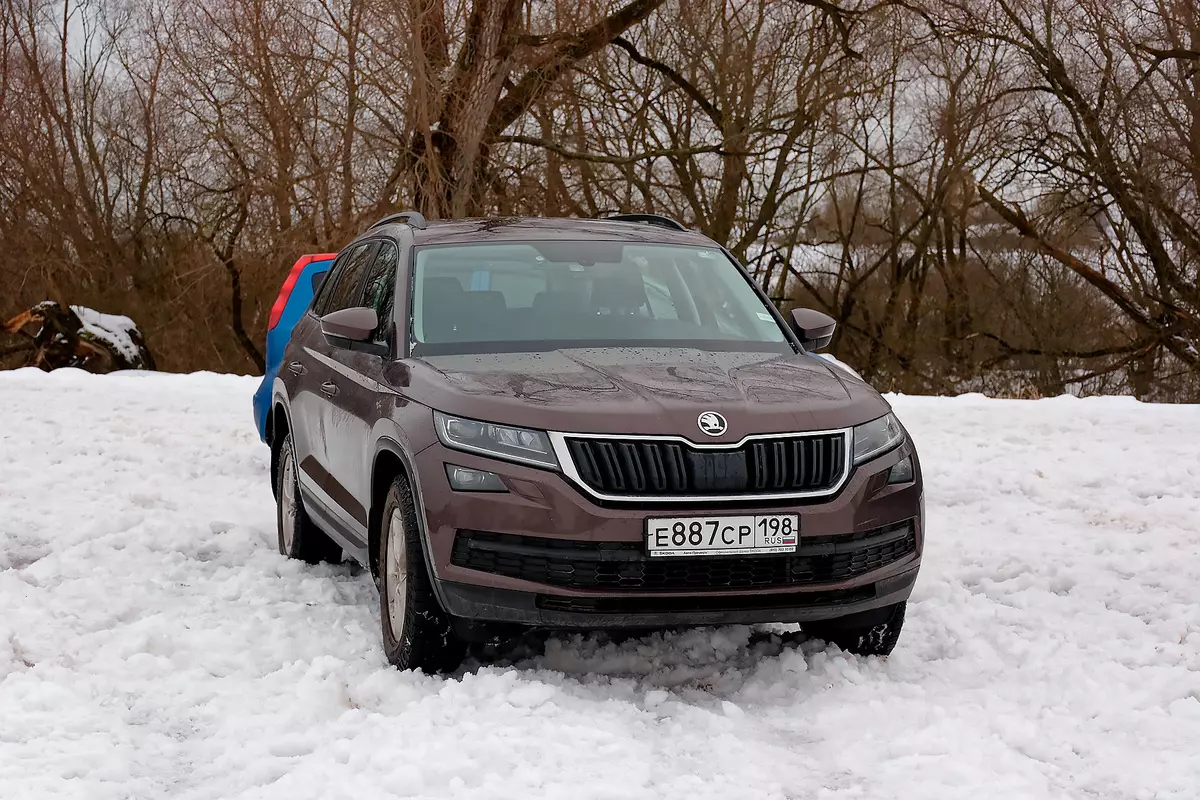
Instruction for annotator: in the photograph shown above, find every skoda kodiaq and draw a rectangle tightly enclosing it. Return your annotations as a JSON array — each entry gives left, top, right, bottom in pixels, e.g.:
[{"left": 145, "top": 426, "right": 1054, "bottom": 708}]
[{"left": 262, "top": 212, "right": 923, "bottom": 672}]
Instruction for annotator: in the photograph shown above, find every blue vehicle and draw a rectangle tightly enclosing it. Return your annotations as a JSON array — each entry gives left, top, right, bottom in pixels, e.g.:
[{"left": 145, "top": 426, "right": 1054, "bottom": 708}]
[{"left": 252, "top": 253, "right": 337, "bottom": 441}]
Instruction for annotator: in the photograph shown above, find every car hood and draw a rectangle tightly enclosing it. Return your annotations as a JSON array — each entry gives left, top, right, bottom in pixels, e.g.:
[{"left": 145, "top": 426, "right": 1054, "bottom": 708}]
[{"left": 404, "top": 348, "right": 889, "bottom": 441}]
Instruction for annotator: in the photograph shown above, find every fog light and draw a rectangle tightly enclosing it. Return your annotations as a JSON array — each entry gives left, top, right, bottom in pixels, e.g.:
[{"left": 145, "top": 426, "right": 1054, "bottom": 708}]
[
  {"left": 446, "top": 465, "right": 507, "bottom": 492},
  {"left": 887, "top": 457, "right": 914, "bottom": 485}
]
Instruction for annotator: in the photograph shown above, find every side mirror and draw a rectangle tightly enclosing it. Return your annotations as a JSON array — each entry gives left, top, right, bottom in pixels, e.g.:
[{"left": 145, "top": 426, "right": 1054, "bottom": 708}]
[
  {"left": 321, "top": 306, "right": 379, "bottom": 343},
  {"left": 790, "top": 308, "right": 836, "bottom": 351}
]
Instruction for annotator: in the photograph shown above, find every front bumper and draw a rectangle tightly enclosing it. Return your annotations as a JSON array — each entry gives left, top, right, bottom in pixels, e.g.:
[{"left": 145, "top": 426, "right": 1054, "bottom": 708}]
[
  {"left": 414, "top": 438, "right": 923, "bottom": 627},
  {"left": 439, "top": 565, "right": 918, "bottom": 628}
]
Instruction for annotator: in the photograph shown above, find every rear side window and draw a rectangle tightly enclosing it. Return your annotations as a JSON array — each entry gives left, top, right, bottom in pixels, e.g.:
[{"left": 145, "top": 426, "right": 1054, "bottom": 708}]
[
  {"left": 315, "top": 242, "right": 376, "bottom": 316},
  {"left": 360, "top": 241, "right": 398, "bottom": 343}
]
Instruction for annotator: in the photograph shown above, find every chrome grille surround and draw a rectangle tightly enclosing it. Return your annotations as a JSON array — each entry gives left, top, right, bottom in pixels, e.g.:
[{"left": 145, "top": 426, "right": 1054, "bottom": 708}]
[{"left": 548, "top": 427, "right": 853, "bottom": 503}]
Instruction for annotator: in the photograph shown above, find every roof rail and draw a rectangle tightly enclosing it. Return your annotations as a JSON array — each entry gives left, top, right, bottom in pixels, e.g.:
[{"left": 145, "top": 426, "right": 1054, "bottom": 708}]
[
  {"left": 603, "top": 213, "right": 687, "bottom": 232},
  {"left": 370, "top": 210, "right": 428, "bottom": 230}
]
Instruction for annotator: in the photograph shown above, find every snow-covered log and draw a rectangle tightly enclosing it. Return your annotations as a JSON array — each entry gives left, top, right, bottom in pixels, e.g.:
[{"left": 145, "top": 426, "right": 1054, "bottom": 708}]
[{"left": 1, "top": 301, "right": 155, "bottom": 373}]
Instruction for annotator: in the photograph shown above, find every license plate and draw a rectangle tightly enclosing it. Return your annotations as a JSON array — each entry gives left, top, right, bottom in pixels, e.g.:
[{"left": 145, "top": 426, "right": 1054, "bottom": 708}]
[{"left": 645, "top": 515, "right": 799, "bottom": 557}]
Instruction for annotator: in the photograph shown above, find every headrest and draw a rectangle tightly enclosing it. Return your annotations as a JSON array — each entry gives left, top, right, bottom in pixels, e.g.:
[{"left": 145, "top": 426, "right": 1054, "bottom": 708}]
[
  {"left": 589, "top": 275, "right": 647, "bottom": 312},
  {"left": 456, "top": 290, "right": 507, "bottom": 314},
  {"left": 424, "top": 276, "right": 464, "bottom": 296},
  {"left": 533, "top": 291, "right": 583, "bottom": 314}
]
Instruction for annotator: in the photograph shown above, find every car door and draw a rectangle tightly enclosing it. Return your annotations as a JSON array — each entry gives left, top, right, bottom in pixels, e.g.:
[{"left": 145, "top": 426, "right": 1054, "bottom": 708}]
[
  {"left": 321, "top": 240, "right": 400, "bottom": 538},
  {"left": 302, "top": 240, "right": 379, "bottom": 532}
]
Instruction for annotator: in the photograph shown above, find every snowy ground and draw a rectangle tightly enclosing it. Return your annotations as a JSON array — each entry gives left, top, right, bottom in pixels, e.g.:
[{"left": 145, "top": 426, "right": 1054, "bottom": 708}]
[{"left": 1, "top": 369, "right": 1198, "bottom": 800}]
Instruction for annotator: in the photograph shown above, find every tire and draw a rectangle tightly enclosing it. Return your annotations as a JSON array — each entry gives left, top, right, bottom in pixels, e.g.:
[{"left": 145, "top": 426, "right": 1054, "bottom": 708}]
[
  {"left": 377, "top": 473, "right": 466, "bottom": 673},
  {"left": 804, "top": 602, "right": 907, "bottom": 657},
  {"left": 275, "top": 432, "right": 343, "bottom": 564}
]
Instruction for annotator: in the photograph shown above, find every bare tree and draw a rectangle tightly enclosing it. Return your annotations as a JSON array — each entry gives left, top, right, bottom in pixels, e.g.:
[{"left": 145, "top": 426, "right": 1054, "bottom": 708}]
[
  {"left": 397, "top": 0, "right": 667, "bottom": 218},
  {"left": 941, "top": 0, "right": 1200, "bottom": 372},
  {"left": 1, "top": 0, "right": 1197, "bottom": 399}
]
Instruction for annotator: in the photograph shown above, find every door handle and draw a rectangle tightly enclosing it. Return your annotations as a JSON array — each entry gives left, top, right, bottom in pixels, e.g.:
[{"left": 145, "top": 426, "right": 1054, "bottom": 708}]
[
  {"left": 320, "top": 381, "right": 339, "bottom": 397},
  {"left": 287, "top": 362, "right": 306, "bottom": 375}
]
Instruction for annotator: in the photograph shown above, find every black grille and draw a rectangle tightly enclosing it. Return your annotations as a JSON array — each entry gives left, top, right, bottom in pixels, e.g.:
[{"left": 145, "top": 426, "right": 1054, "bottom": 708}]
[
  {"left": 450, "top": 520, "right": 916, "bottom": 591},
  {"left": 565, "top": 433, "right": 846, "bottom": 497}
]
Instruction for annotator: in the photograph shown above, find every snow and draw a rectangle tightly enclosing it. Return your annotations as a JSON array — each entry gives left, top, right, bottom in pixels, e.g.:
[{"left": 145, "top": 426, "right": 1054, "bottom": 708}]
[
  {"left": 814, "top": 352, "right": 861, "bottom": 379},
  {"left": 1, "top": 370, "right": 1199, "bottom": 800},
  {"left": 70, "top": 305, "right": 142, "bottom": 364}
]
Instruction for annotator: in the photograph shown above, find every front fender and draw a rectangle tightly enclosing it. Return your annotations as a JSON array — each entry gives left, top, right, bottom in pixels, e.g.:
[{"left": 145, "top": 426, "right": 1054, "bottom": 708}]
[{"left": 371, "top": 429, "right": 453, "bottom": 614}]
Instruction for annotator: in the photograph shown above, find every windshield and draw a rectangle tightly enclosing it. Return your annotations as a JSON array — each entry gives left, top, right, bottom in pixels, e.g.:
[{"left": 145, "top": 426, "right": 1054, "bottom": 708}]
[{"left": 410, "top": 241, "right": 790, "bottom": 355}]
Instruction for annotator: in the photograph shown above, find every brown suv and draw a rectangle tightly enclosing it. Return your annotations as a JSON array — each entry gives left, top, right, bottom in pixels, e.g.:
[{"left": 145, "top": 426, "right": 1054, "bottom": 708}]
[{"left": 267, "top": 212, "right": 923, "bottom": 672}]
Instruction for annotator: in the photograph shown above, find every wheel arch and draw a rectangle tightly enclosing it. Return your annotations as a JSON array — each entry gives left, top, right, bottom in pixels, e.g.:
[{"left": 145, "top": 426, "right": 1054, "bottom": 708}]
[
  {"left": 369, "top": 439, "right": 451, "bottom": 611},
  {"left": 268, "top": 401, "right": 291, "bottom": 498}
]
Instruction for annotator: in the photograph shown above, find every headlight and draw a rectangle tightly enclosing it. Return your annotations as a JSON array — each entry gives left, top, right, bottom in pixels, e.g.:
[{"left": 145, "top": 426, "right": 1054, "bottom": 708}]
[
  {"left": 433, "top": 411, "right": 559, "bottom": 469},
  {"left": 852, "top": 412, "right": 904, "bottom": 465}
]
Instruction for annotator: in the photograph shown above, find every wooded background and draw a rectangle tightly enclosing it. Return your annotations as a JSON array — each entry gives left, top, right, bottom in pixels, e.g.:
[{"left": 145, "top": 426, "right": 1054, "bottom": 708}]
[{"left": 2, "top": 0, "right": 1198, "bottom": 400}]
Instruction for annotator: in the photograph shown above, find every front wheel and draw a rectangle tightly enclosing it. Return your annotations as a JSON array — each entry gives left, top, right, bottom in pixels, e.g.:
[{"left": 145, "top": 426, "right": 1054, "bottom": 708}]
[
  {"left": 377, "top": 474, "right": 466, "bottom": 673},
  {"left": 803, "top": 602, "right": 907, "bottom": 657}
]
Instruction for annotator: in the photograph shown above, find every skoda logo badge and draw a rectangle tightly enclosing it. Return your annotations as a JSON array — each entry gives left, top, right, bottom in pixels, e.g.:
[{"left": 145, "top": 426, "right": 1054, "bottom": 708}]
[{"left": 697, "top": 411, "right": 728, "bottom": 437}]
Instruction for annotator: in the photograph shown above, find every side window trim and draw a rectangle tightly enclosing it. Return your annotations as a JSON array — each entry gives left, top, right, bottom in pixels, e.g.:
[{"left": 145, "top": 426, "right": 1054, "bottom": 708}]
[
  {"left": 317, "top": 240, "right": 382, "bottom": 316},
  {"left": 362, "top": 240, "right": 399, "bottom": 348},
  {"left": 342, "top": 240, "right": 383, "bottom": 310},
  {"left": 400, "top": 236, "right": 416, "bottom": 358}
]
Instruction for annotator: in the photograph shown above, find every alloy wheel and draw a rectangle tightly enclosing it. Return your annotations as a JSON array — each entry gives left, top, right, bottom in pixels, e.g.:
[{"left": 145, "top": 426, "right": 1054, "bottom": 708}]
[
  {"left": 385, "top": 509, "right": 408, "bottom": 637},
  {"left": 279, "top": 449, "right": 297, "bottom": 554}
]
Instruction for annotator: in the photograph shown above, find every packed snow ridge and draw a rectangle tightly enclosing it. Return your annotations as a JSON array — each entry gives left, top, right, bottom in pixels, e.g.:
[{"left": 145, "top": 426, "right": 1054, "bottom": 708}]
[{"left": 0, "top": 369, "right": 1198, "bottom": 800}]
